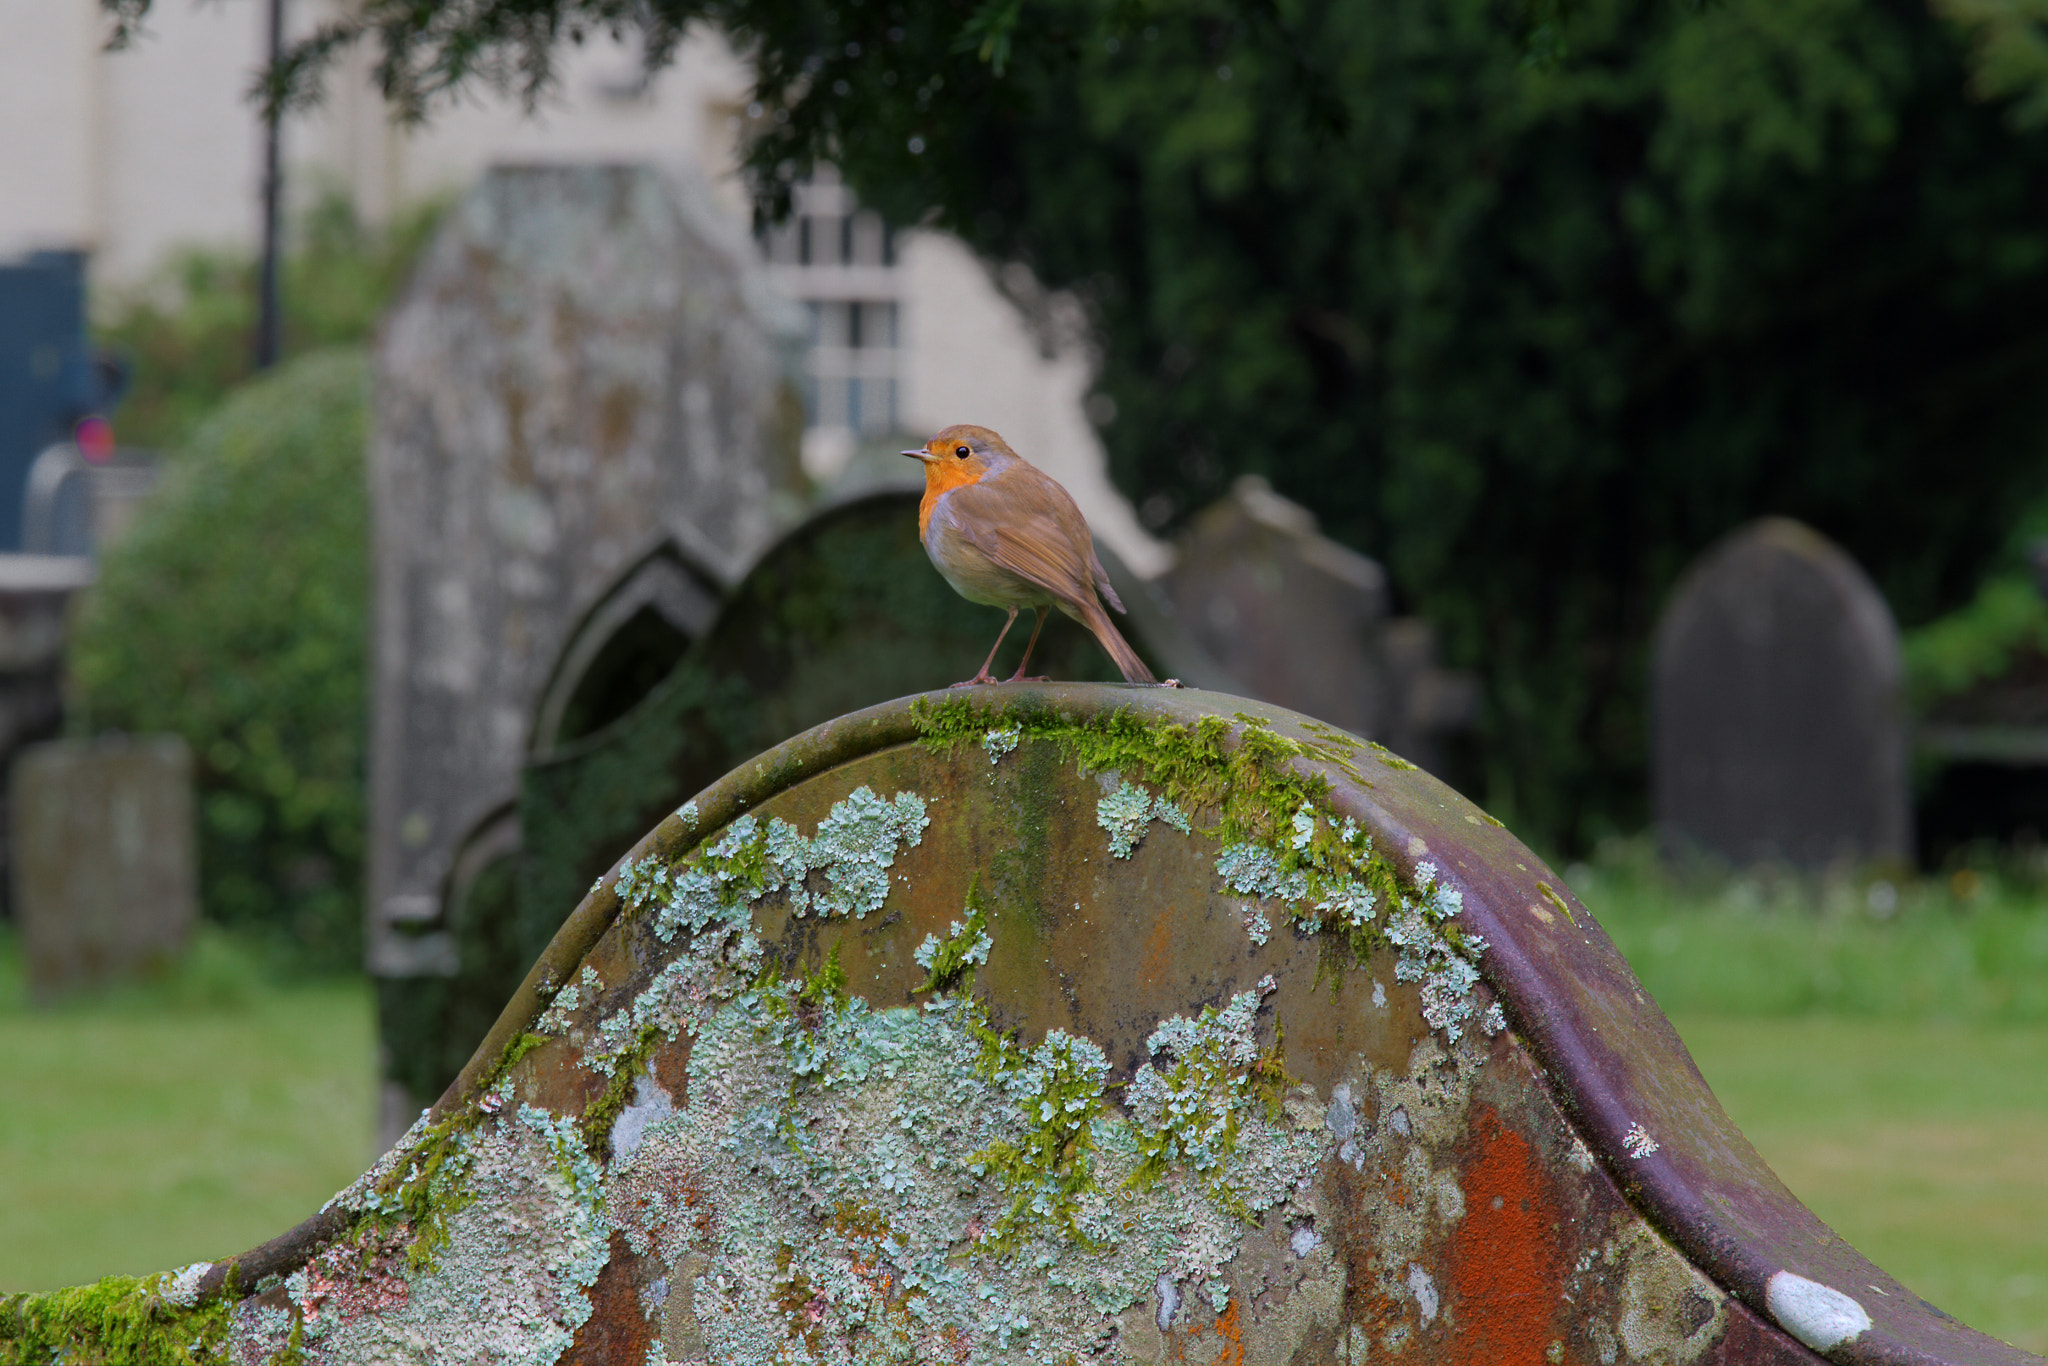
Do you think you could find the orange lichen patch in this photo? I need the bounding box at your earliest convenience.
[1139,909,1175,990]
[1167,1296,1246,1365]
[1443,1106,1567,1365]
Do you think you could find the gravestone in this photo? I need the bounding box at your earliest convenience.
[375,489,1233,1130]
[13,687,2034,1366]
[1157,475,1476,770]
[1653,517,1911,869]
[368,162,805,986]
[9,734,196,1001]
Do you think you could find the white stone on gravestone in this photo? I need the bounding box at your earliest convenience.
[11,734,197,1002]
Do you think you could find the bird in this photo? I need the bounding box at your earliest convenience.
[904,424,1156,687]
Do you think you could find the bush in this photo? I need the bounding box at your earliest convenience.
[94,193,442,453]
[68,350,370,971]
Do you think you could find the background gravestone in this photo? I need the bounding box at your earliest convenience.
[375,488,1232,1125]
[367,162,805,1001]
[9,734,196,1001]
[1652,516,1911,869]
[1156,475,1477,772]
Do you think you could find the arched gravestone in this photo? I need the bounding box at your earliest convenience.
[377,531,731,1122]
[7,687,2034,1365]
[376,491,1234,1128]
[1652,518,1911,869]
[368,161,804,983]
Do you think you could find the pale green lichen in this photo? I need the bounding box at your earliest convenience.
[1095,779,1191,859]
[981,725,1021,763]
[913,904,993,995]
[620,786,929,941]
[605,974,1326,1363]
[1125,977,1292,1205]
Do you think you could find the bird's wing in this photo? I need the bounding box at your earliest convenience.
[945,467,1102,608]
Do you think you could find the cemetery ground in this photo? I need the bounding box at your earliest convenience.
[0,855,2043,1353]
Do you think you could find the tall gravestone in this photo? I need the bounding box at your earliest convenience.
[1157,475,1476,770]
[368,163,805,998]
[10,734,196,1001]
[1652,517,1910,869]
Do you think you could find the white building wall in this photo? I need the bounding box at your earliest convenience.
[0,0,1168,571]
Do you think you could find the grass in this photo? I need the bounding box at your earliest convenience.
[0,854,2042,1352]
[0,927,375,1294]
[1573,840,2048,1353]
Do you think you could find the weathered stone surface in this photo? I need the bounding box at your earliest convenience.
[368,162,805,980]
[1652,517,1911,869]
[9,733,195,1001]
[1157,476,1476,771]
[16,687,2030,1365]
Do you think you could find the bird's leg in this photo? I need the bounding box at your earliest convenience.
[954,608,1020,687]
[1005,606,1052,682]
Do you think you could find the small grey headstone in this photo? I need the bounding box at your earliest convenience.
[1652,517,1910,869]
[368,163,804,978]
[10,734,197,1001]
[1155,476,1474,767]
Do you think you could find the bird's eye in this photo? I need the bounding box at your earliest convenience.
[954,445,971,459]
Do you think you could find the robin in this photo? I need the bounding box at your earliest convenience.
[905,424,1156,686]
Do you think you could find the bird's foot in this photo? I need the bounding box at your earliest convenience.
[950,673,1003,688]
[1003,673,1051,684]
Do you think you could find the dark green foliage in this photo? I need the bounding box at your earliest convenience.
[93,194,442,453]
[68,350,370,970]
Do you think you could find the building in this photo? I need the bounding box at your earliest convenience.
[0,0,1166,572]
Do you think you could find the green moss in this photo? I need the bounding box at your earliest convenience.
[0,1273,234,1364]
[913,697,1412,966]
[1125,998,1294,1221]
[965,1022,1109,1254]
[913,895,992,996]
[581,1021,663,1160]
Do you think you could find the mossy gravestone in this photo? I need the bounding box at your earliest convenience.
[1652,518,1911,869]
[369,162,804,992]
[10,734,196,1001]
[377,490,1218,1122]
[6,688,2033,1365]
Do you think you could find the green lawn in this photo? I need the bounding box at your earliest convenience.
[1671,1013,2048,1354]
[0,868,2043,1353]
[0,932,375,1294]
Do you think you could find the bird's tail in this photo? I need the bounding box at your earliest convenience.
[1077,600,1156,684]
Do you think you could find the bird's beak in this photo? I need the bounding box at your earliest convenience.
[902,448,934,463]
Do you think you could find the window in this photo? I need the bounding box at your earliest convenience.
[758,169,904,466]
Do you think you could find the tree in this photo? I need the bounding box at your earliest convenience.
[104,0,2048,850]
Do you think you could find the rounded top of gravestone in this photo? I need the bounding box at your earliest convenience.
[441,685,2000,1364]
[1652,517,1909,868]
[1655,516,1899,669]
[175,684,2020,1364]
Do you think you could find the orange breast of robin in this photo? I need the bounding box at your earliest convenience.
[918,461,985,539]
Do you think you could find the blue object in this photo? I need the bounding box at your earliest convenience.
[0,250,109,552]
